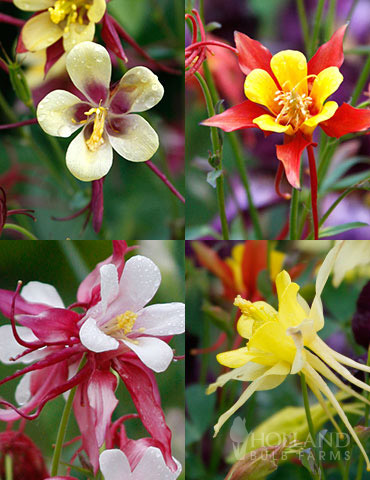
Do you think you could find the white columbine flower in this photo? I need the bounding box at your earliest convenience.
[79,255,185,373]
[99,448,182,480]
[37,41,164,181]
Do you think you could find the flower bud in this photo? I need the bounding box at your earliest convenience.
[8,61,34,109]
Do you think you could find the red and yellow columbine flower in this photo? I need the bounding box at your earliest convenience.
[202,26,370,191]
[207,241,370,471]
[14,0,106,54]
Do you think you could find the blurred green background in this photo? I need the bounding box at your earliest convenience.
[0,240,185,479]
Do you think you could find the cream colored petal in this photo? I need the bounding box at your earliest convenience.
[66,41,111,104]
[88,0,107,23]
[310,67,343,109]
[332,240,370,287]
[244,69,279,113]
[14,0,54,11]
[22,12,63,52]
[63,21,95,52]
[306,380,342,435]
[207,363,268,394]
[107,114,159,162]
[37,90,84,137]
[271,50,308,95]
[253,114,294,134]
[66,128,113,181]
[110,67,164,114]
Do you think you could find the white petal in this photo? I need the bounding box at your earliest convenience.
[87,0,106,22]
[63,21,95,53]
[110,66,164,114]
[37,90,84,137]
[15,372,31,405]
[21,12,63,51]
[66,128,113,182]
[135,303,185,336]
[66,41,111,104]
[108,114,159,162]
[14,0,54,11]
[99,449,131,480]
[21,281,65,308]
[100,264,119,306]
[123,337,173,373]
[118,255,161,311]
[79,317,119,353]
[332,240,370,287]
[0,325,39,364]
[133,447,182,480]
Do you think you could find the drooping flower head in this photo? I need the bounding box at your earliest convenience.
[37,41,164,181]
[208,241,370,471]
[203,26,370,189]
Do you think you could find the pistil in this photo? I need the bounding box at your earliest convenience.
[84,105,107,152]
[49,0,91,32]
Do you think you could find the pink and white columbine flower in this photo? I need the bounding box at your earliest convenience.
[0,241,182,473]
[37,41,164,181]
[79,255,185,373]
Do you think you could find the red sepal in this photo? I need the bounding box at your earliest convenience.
[16,29,27,53]
[101,13,128,63]
[308,25,347,76]
[201,100,266,132]
[234,31,273,77]
[320,102,370,138]
[276,132,313,189]
[45,38,64,77]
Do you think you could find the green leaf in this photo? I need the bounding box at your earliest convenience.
[186,225,223,240]
[202,302,234,338]
[320,157,370,192]
[330,172,370,190]
[319,222,369,238]
[186,384,216,444]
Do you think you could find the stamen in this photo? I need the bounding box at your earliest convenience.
[48,0,91,33]
[84,105,107,152]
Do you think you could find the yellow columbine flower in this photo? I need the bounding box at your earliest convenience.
[14,0,106,53]
[208,241,370,471]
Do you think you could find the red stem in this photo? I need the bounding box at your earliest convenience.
[185,40,237,54]
[0,118,38,130]
[0,13,25,27]
[145,161,185,204]
[274,162,291,200]
[307,144,319,240]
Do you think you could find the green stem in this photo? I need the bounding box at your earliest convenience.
[58,240,90,282]
[194,71,229,239]
[296,0,310,54]
[317,139,338,184]
[309,0,326,58]
[228,132,263,239]
[2,223,38,240]
[354,346,370,480]
[5,455,13,480]
[350,53,370,106]
[289,187,300,239]
[326,0,337,40]
[345,0,360,23]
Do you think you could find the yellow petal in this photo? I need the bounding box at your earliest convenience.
[269,250,285,281]
[225,244,245,293]
[271,50,308,95]
[253,114,294,134]
[216,347,250,368]
[22,12,63,51]
[332,240,370,287]
[63,21,95,52]
[66,128,113,181]
[207,362,268,394]
[275,270,292,303]
[87,0,106,22]
[310,67,343,109]
[237,315,254,339]
[302,101,338,128]
[107,114,159,162]
[279,281,307,329]
[14,0,53,11]
[248,322,296,365]
[244,69,279,113]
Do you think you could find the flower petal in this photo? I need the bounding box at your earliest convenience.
[99,449,131,480]
[309,67,343,110]
[21,281,65,308]
[253,114,294,134]
[133,447,182,480]
[308,25,347,76]
[320,102,370,138]
[66,128,113,182]
[79,317,119,352]
[107,114,159,162]
[244,69,279,113]
[201,100,268,132]
[123,337,173,373]
[302,101,338,131]
[135,303,185,336]
[63,21,95,53]
[0,325,39,364]
[66,41,111,104]
[332,240,370,287]
[15,372,31,406]
[234,31,273,76]
[276,131,313,189]
[21,12,63,51]
[110,66,164,114]
[271,50,308,95]
[17,308,79,342]
[14,0,53,10]
[37,90,84,137]
[99,264,119,306]
[87,0,106,23]
[216,347,255,368]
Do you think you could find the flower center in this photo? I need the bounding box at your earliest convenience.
[84,105,107,152]
[48,0,91,32]
[102,310,141,341]
[274,90,312,130]
[234,295,279,338]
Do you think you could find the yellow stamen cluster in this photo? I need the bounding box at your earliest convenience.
[116,310,138,335]
[49,0,91,32]
[274,89,312,130]
[84,106,107,151]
